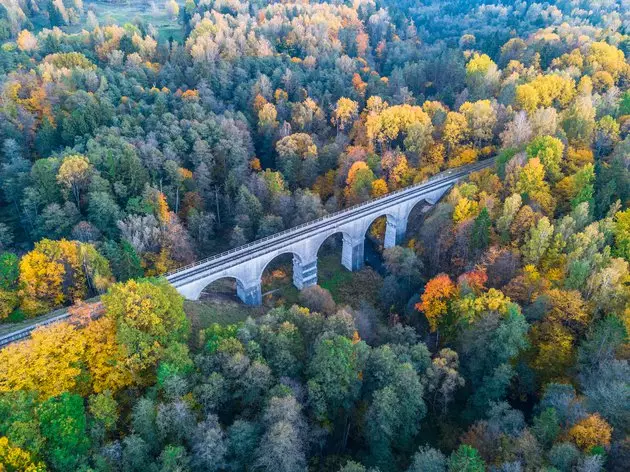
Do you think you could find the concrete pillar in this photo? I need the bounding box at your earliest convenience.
[293,256,318,290]
[384,215,408,249]
[342,234,364,271]
[236,279,262,305]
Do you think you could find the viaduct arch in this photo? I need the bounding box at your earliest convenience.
[166,159,494,305]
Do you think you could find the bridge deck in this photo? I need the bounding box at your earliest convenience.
[166,157,494,287]
[0,158,494,348]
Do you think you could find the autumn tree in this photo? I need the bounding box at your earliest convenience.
[568,414,613,451]
[416,274,457,334]
[101,279,190,379]
[516,158,555,214]
[82,315,134,394]
[459,100,497,147]
[465,53,499,98]
[275,133,318,187]
[56,155,92,210]
[332,97,359,132]
[16,30,37,51]
[443,112,468,154]
[453,197,479,223]
[18,239,112,316]
[344,161,375,204]
[0,436,46,471]
[0,321,85,399]
[526,136,564,182]
[366,104,432,148]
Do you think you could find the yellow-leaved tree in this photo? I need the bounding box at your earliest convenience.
[56,154,92,210]
[568,414,613,451]
[82,316,134,394]
[332,97,359,132]
[0,436,46,472]
[19,239,112,317]
[101,279,189,382]
[453,197,480,223]
[0,322,85,399]
[18,250,65,317]
[366,104,431,146]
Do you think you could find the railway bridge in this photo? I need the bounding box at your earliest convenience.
[166,159,494,304]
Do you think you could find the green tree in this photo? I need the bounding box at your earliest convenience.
[101,240,144,282]
[366,362,426,469]
[471,208,491,251]
[407,446,446,472]
[35,116,58,158]
[30,158,62,206]
[613,208,630,261]
[275,133,318,188]
[307,335,368,424]
[532,408,561,448]
[522,217,554,265]
[0,252,19,290]
[527,136,564,182]
[38,393,89,471]
[447,445,485,472]
[102,279,190,377]
[88,191,121,238]
[0,391,43,458]
[89,391,119,433]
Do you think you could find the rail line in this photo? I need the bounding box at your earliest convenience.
[0,158,494,348]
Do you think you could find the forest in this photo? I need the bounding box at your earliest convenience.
[0,0,629,471]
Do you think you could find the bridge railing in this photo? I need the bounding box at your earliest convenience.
[166,157,494,277]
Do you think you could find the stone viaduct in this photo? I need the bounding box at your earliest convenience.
[166,159,494,304]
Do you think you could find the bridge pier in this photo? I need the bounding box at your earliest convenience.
[384,215,408,249]
[236,279,262,305]
[342,234,364,271]
[293,256,318,289]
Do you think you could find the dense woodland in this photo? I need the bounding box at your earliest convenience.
[0,0,629,471]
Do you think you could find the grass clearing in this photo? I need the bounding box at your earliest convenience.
[258,250,384,310]
[182,245,384,348]
[184,298,263,349]
[317,252,383,308]
[30,1,185,43]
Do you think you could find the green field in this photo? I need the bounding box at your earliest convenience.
[31,0,184,43]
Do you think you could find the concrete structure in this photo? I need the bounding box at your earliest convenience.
[166,159,494,304]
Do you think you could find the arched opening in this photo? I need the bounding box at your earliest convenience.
[260,252,300,306]
[312,230,384,308]
[363,214,392,274]
[402,199,433,249]
[198,276,241,302]
[186,275,263,338]
[314,232,351,297]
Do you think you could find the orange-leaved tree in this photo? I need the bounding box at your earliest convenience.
[568,414,613,451]
[415,274,458,334]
